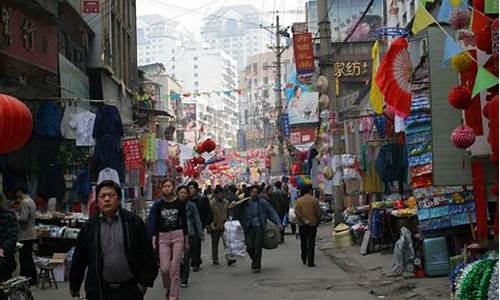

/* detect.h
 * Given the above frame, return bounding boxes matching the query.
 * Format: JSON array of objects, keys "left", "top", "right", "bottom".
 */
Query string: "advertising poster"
[
  {"left": 293, "top": 32, "right": 315, "bottom": 76},
  {"left": 287, "top": 91, "right": 319, "bottom": 125},
  {"left": 182, "top": 103, "right": 197, "bottom": 145},
  {"left": 330, "top": 0, "right": 384, "bottom": 42}
]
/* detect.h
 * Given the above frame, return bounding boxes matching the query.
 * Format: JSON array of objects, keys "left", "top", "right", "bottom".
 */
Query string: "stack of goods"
[
  {"left": 450, "top": 254, "right": 498, "bottom": 300},
  {"left": 332, "top": 223, "right": 353, "bottom": 248},
  {"left": 405, "top": 95, "right": 433, "bottom": 189},
  {"left": 415, "top": 185, "right": 476, "bottom": 232}
]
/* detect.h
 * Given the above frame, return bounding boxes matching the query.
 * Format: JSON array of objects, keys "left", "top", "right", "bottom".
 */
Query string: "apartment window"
[
  {"left": 194, "top": 81, "right": 199, "bottom": 86},
  {"left": 194, "top": 64, "right": 198, "bottom": 69},
  {"left": 263, "top": 76, "right": 268, "bottom": 84},
  {"left": 262, "top": 89, "right": 269, "bottom": 98},
  {"left": 194, "top": 73, "right": 198, "bottom": 78},
  {"left": 194, "top": 56, "right": 198, "bottom": 61}
]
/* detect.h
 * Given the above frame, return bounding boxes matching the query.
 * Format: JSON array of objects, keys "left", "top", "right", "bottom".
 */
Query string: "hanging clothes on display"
[
  {"left": 73, "top": 169, "right": 92, "bottom": 204},
  {"left": 123, "top": 138, "right": 143, "bottom": 170},
  {"left": 361, "top": 144, "right": 384, "bottom": 193},
  {"left": 60, "top": 105, "right": 84, "bottom": 139},
  {"left": 69, "top": 110, "right": 96, "bottom": 146},
  {"left": 376, "top": 143, "right": 408, "bottom": 193},
  {"left": 92, "top": 105, "right": 125, "bottom": 182},
  {"left": 35, "top": 102, "right": 63, "bottom": 137},
  {"left": 37, "top": 138, "right": 65, "bottom": 201}
]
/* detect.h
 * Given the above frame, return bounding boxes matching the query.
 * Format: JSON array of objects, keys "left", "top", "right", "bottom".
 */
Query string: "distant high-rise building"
[
  {"left": 200, "top": 5, "right": 269, "bottom": 67},
  {"left": 137, "top": 14, "right": 198, "bottom": 71},
  {"left": 174, "top": 47, "right": 239, "bottom": 148}
]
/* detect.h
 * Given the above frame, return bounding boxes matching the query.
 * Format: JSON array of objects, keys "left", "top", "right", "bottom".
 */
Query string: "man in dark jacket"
[
  {"left": 69, "top": 180, "right": 157, "bottom": 300},
  {"left": 270, "top": 181, "right": 290, "bottom": 243},
  {"left": 0, "top": 195, "right": 18, "bottom": 283},
  {"left": 188, "top": 181, "right": 212, "bottom": 272},
  {"left": 231, "top": 185, "right": 281, "bottom": 273}
]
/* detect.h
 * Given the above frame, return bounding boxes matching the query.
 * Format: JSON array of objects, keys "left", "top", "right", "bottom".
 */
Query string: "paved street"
[{"left": 32, "top": 226, "right": 377, "bottom": 300}]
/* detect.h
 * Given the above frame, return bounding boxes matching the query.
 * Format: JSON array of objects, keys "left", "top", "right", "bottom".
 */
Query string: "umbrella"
[{"left": 376, "top": 37, "right": 413, "bottom": 118}]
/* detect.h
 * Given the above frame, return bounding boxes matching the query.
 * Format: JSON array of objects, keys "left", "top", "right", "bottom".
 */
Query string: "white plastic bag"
[
  {"left": 224, "top": 220, "right": 246, "bottom": 257},
  {"left": 288, "top": 208, "right": 298, "bottom": 224}
]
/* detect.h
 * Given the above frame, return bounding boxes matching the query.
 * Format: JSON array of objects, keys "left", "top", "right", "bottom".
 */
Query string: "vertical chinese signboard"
[{"left": 293, "top": 32, "right": 315, "bottom": 76}]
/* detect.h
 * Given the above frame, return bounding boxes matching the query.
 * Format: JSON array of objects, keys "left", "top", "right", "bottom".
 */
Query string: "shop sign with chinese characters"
[
  {"left": 0, "top": 3, "right": 57, "bottom": 73},
  {"left": 334, "top": 61, "right": 369, "bottom": 78},
  {"left": 293, "top": 32, "right": 315, "bottom": 76}
]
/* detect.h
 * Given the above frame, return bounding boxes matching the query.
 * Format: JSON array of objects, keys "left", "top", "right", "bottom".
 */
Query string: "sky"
[{"left": 136, "top": 0, "right": 307, "bottom": 36}]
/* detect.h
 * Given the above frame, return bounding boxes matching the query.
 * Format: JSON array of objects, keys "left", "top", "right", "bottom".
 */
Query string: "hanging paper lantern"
[
  {"left": 448, "top": 85, "right": 473, "bottom": 109},
  {"left": 175, "top": 166, "right": 183, "bottom": 173},
  {"left": 451, "top": 125, "right": 476, "bottom": 148},
  {"left": 194, "top": 156, "right": 206, "bottom": 165},
  {"left": 194, "top": 138, "right": 216, "bottom": 154},
  {"left": 475, "top": 24, "right": 492, "bottom": 53},
  {"left": 323, "top": 166, "right": 334, "bottom": 180},
  {"left": 0, "top": 94, "right": 33, "bottom": 154},
  {"left": 449, "top": 8, "right": 471, "bottom": 30},
  {"left": 451, "top": 52, "right": 474, "bottom": 73}
]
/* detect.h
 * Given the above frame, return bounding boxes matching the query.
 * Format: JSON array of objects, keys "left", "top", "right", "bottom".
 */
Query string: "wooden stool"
[{"left": 36, "top": 264, "right": 58, "bottom": 289}]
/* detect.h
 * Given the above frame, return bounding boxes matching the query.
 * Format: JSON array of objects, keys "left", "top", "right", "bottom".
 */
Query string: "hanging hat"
[{"left": 317, "top": 75, "right": 328, "bottom": 94}]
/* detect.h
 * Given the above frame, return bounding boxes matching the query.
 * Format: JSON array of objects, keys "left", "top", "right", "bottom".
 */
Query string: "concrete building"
[
  {"left": 83, "top": 0, "right": 138, "bottom": 123},
  {"left": 174, "top": 47, "right": 239, "bottom": 148},
  {"left": 238, "top": 50, "right": 293, "bottom": 150},
  {"left": 200, "top": 5, "right": 268, "bottom": 67},
  {"left": 136, "top": 14, "right": 198, "bottom": 75}
]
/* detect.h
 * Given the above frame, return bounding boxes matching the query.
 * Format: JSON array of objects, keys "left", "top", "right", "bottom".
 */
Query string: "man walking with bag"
[
  {"left": 208, "top": 186, "right": 236, "bottom": 266},
  {"left": 230, "top": 185, "right": 281, "bottom": 273},
  {"left": 295, "top": 184, "right": 321, "bottom": 267}
]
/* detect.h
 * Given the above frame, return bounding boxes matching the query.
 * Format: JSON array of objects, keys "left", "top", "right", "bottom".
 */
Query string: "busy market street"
[{"left": 0, "top": 0, "right": 499, "bottom": 300}]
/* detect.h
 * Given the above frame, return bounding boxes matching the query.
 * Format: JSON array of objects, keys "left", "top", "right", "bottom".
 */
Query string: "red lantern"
[
  {"left": 175, "top": 166, "right": 183, "bottom": 173},
  {"left": 475, "top": 24, "right": 492, "bottom": 53},
  {"left": 451, "top": 125, "right": 476, "bottom": 148},
  {"left": 448, "top": 85, "right": 473, "bottom": 109},
  {"left": 0, "top": 94, "right": 33, "bottom": 154},
  {"left": 194, "top": 156, "right": 205, "bottom": 165},
  {"left": 195, "top": 138, "right": 216, "bottom": 154}
]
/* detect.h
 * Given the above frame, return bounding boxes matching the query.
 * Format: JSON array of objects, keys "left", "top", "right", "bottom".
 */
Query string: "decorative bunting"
[
  {"left": 438, "top": 0, "right": 453, "bottom": 23},
  {"left": 412, "top": 5, "right": 435, "bottom": 34},
  {"left": 369, "top": 41, "right": 384, "bottom": 114},
  {"left": 472, "top": 66, "right": 498, "bottom": 97},
  {"left": 442, "top": 36, "right": 464, "bottom": 67}
]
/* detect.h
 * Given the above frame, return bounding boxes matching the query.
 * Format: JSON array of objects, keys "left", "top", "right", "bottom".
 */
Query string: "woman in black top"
[{"left": 147, "top": 179, "right": 188, "bottom": 300}]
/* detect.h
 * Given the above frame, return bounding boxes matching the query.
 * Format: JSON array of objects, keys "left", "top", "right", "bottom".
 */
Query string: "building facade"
[
  {"left": 238, "top": 50, "right": 292, "bottom": 150},
  {"left": 174, "top": 47, "right": 239, "bottom": 148},
  {"left": 200, "top": 5, "right": 268, "bottom": 67}
]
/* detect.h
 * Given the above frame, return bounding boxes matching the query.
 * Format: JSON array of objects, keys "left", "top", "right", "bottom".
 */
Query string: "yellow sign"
[{"left": 334, "top": 61, "right": 368, "bottom": 78}]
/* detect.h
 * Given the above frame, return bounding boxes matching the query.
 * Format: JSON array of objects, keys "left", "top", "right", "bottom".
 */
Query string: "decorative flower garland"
[{"left": 455, "top": 258, "right": 497, "bottom": 300}]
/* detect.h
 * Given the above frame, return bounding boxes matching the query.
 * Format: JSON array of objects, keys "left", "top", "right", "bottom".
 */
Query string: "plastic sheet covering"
[
  {"left": 224, "top": 220, "right": 246, "bottom": 257},
  {"left": 392, "top": 227, "right": 415, "bottom": 276}
]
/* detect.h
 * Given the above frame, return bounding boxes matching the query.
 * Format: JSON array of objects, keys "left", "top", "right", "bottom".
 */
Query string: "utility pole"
[
  {"left": 317, "top": 0, "right": 344, "bottom": 225},
  {"left": 269, "top": 14, "right": 287, "bottom": 175}
]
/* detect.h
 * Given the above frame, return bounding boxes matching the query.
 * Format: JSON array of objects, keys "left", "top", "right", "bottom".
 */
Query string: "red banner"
[{"left": 293, "top": 32, "right": 315, "bottom": 75}]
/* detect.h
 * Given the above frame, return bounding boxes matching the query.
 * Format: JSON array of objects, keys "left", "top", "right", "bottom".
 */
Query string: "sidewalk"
[{"left": 316, "top": 224, "right": 449, "bottom": 300}]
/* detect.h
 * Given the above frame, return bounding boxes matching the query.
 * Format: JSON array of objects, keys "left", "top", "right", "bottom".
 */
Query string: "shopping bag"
[
  {"left": 288, "top": 208, "right": 298, "bottom": 224},
  {"left": 224, "top": 220, "right": 246, "bottom": 257},
  {"left": 263, "top": 220, "right": 280, "bottom": 250}
]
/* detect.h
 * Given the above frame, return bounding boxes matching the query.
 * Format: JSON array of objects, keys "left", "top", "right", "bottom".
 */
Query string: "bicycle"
[{"left": 0, "top": 276, "right": 34, "bottom": 300}]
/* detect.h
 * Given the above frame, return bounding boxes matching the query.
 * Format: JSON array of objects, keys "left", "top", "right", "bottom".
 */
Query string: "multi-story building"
[
  {"left": 174, "top": 47, "right": 239, "bottom": 148},
  {"left": 200, "top": 5, "right": 268, "bottom": 67},
  {"left": 83, "top": 0, "right": 138, "bottom": 123},
  {"left": 238, "top": 50, "right": 292, "bottom": 150},
  {"left": 386, "top": 0, "right": 417, "bottom": 28}
]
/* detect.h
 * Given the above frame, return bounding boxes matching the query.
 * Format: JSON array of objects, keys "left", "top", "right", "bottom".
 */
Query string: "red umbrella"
[{"left": 376, "top": 37, "right": 413, "bottom": 118}]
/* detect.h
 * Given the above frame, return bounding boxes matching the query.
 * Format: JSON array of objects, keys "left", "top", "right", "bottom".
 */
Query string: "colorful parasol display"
[{"left": 376, "top": 37, "right": 413, "bottom": 118}]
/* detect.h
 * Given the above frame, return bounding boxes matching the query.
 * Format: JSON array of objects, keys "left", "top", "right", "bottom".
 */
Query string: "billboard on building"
[
  {"left": 182, "top": 103, "right": 197, "bottom": 145},
  {"left": 330, "top": 0, "right": 384, "bottom": 42},
  {"left": 287, "top": 90, "right": 319, "bottom": 125},
  {"left": 290, "top": 127, "right": 317, "bottom": 152}
]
